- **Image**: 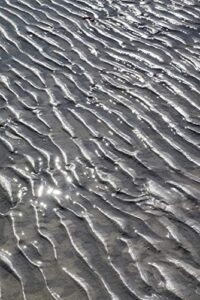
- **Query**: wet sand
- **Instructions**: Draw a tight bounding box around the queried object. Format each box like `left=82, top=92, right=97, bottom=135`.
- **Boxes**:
left=0, top=0, right=200, bottom=299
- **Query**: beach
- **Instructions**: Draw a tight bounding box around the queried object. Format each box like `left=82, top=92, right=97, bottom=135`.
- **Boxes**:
left=0, top=0, right=200, bottom=299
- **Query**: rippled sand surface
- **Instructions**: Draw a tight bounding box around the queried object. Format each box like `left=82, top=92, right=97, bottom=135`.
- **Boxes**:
left=0, top=0, right=200, bottom=299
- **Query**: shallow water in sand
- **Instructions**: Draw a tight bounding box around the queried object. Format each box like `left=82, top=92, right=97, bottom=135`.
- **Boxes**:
left=0, top=0, right=200, bottom=299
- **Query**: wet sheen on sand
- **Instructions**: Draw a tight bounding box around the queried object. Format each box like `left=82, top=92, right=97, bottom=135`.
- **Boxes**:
left=0, top=0, right=200, bottom=299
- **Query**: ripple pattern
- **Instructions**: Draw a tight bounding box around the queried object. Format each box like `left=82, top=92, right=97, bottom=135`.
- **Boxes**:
left=0, top=0, right=200, bottom=299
